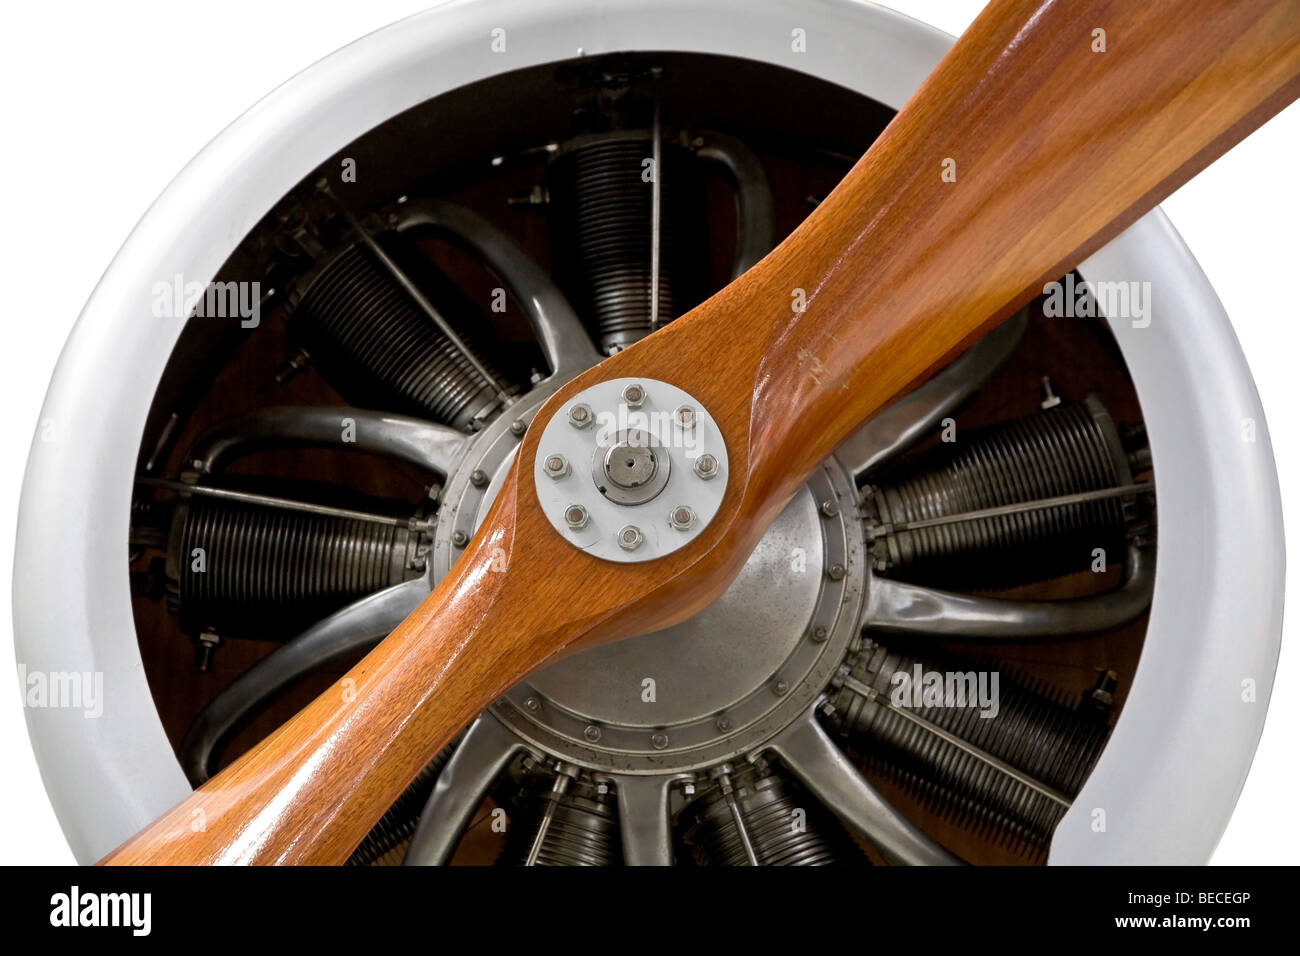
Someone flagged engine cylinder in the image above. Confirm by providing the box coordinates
[678,766,864,866]
[170,493,422,640]
[828,639,1112,856]
[498,772,621,866]
[287,237,505,430]
[547,133,708,353]
[863,395,1134,589]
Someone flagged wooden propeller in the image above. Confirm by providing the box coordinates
[101,0,1300,864]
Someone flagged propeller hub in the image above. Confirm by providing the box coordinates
[532,377,729,563]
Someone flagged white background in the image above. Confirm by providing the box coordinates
[0,0,1295,865]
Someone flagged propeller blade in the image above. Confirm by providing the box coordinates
[101,0,1300,864]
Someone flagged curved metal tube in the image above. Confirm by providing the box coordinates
[766,706,962,865]
[404,714,526,866]
[187,406,469,476]
[178,577,430,783]
[610,774,677,866]
[393,198,600,378]
[836,309,1028,478]
[864,541,1155,639]
[695,132,776,278]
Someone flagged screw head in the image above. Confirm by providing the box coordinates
[773,679,790,696]
[564,504,590,530]
[820,499,840,518]
[510,418,527,437]
[524,697,541,712]
[715,715,733,733]
[828,563,846,581]
[584,724,602,742]
[543,454,569,479]
[811,625,829,643]
[617,525,645,551]
[452,530,469,548]
[621,383,646,407]
[693,453,719,480]
[669,505,696,531]
[673,404,697,430]
[650,732,669,750]
[470,468,489,488]
[567,403,594,429]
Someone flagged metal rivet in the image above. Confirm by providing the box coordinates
[452,530,469,548]
[715,715,733,733]
[568,403,594,429]
[773,679,790,696]
[584,724,602,742]
[565,504,590,530]
[618,525,645,551]
[621,383,646,407]
[811,626,829,643]
[543,454,569,479]
[470,469,489,488]
[669,505,696,531]
[524,697,541,712]
[693,453,718,480]
[673,404,697,430]
[650,732,669,750]
[828,563,846,580]
[510,418,527,437]
[820,499,839,518]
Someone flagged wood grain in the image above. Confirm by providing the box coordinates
[102,0,1300,864]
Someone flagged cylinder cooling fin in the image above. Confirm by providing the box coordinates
[677,764,866,866]
[168,487,427,643]
[863,395,1139,590]
[547,134,708,353]
[498,767,622,867]
[829,639,1113,859]
[122,50,1160,868]
[286,236,508,430]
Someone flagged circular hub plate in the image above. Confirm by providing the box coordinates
[533,377,729,562]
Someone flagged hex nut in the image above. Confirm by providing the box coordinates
[568,403,594,429]
[618,525,645,551]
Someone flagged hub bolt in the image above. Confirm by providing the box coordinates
[470,469,489,488]
[510,418,527,437]
[542,454,569,479]
[621,383,646,407]
[584,724,602,742]
[650,732,669,750]
[673,404,697,430]
[693,454,719,480]
[568,403,594,429]
[618,525,645,551]
[669,505,697,531]
[564,504,590,530]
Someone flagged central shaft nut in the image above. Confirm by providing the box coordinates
[593,428,671,505]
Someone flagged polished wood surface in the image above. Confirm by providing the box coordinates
[102,0,1300,864]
